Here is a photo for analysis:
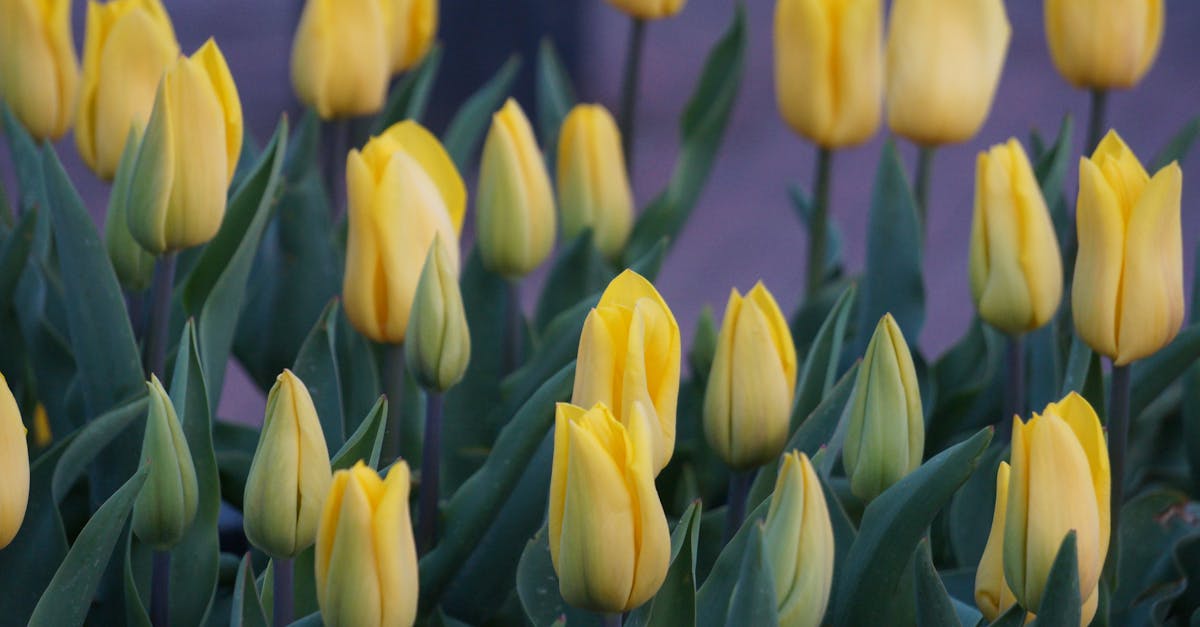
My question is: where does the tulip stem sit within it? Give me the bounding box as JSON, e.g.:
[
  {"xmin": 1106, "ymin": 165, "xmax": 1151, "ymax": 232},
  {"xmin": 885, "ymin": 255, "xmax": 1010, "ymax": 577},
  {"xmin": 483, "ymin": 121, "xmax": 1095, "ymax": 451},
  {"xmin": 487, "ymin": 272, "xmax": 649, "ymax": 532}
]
[
  {"xmin": 602, "ymin": 613, "xmax": 623, "ymax": 627},
  {"xmin": 504, "ymin": 282, "xmax": 524, "ymax": 374},
  {"xmin": 1086, "ymin": 89, "xmax": 1109, "ymax": 154},
  {"xmin": 1108, "ymin": 363, "xmax": 1131, "ymax": 555},
  {"xmin": 1004, "ymin": 335, "xmax": 1025, "ymax": 424},
  {"xmin": 272, "ymin": 558, "xmax": 293, "ymax": 627},
  {"xmin": 144, "ymin": 252, "xmax": 177, "ymax": 378},
  {"xmin": 618, "ymin": 17, "xmax": 646, "ymax": 169},
  {"xmin": 723, "ymin": 470, "xmax": 753, "ymax": 543},
  {"xmin": 150, "ymin": 550, "xmax": 170, "ymax": 627},
  {"xmin": 806, "ymin": 147, "xmax": 834, "ymax": 297},
  {"xmin": 417, "ymin": 393, "xmax": 443, "ymax": 555},
  {"xmin": 913, "ymin": 146, "xmax": 935, "ymax": 233},
  {"xmin": 325, "ymin": 119, "xmax": 351, "ymax": 219}
]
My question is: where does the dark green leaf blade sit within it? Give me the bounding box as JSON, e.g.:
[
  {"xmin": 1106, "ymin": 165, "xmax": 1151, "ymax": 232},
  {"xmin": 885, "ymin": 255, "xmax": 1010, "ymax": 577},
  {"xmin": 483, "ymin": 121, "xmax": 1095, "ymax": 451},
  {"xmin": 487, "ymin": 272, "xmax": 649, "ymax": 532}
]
[
  {"xmin": 442, "ymin": 56, "xmax": 521, "ymax": 171},
  {"xmin": 627, "ymin": 502, "xmax": 703, "ymax": 627},
  {"xmin": 1030, "ymin": 532, "xmax": 1080, "ymax": 626},
  {"xmin": 373, "ymin": 44, "xmax": 444, "ymax": 133},
  {"xmin": 331, "ymin": 395, "xmax": 388, "ymax": 470},
  {"xmin": 231, "ymin": 555, "xmax": 270, "ymax": 627},
  {"xmin": 291, "ymin": 299, "xmax": 346, "ymax": 449},
  {"xmin": 915, "ymin": 539, "xmax": 962, "ymax": 627}
]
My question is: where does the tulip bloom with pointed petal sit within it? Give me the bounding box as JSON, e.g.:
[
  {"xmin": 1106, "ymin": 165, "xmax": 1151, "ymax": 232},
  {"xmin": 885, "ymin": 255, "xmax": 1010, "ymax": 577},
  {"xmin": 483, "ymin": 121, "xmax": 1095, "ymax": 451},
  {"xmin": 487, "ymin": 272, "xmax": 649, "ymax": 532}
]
[
  {"xmin": 383, "ymin": 0, "xmax": 437, "ymax": 74},
  {"xmin": 606, "ymin": 0, "xmax": 685, "ymax": 20},
  {"xmin": 557, "ymin": 104, "xmax": 634, "ymax": 260},
  {"xmin": 969, "ymin": 139, "xmax": 1063, "ymax": 335},
  {"xmin": 1004, "ymin": 393, "xmax": 1110, "ymax": 626},
  {"xmin": 343, "ymin": 120, "xmax": 466, "ymax": 344},
  {"xmin": 132, "ymin": 375, "xmax": 199, "ymax": 550},
  {"xmin": 292, "ymin": 0, "xmax": 389, "ymax": 119},
  {"xmin": 1045, "ymin": 0, "xmax": 1163, "ymax": 90},
  {"xmin": 572, "ymin": 270, "xmax": 681, "ymax": 475},
  {"xmin": 1073, "ymin": 131, "xmax": 1183, "ymax": 366},
  {"xmin": 549, "ymin": 402, "xmax": 671, "ymax": 612},
  {"xmin": 763, "ymin": 451, "xmax": 835, "ymax": 627},
  {"xmin": 0, "ymin": 0, "xmax": 78, "ymax": 141},
  {"xmin": 975, "ymin": 462, "xmax": 1019, "ymax": 622},
  {"xmin": 405, "ymin": 235, "xmax": 471, "ymax": 392},
  {"xmin": 316, "ymin": 461, "xmax": 418, "ymax": 627},
  {"xmin": 0, "ymin": 375, "xmax": 29, "ymax": 549}
]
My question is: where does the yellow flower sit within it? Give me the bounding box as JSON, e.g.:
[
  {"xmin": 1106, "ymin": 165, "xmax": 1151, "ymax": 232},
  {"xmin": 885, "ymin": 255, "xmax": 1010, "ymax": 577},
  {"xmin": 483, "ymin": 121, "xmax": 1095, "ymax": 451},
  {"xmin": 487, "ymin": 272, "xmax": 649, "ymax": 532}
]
[
  {"xmin": 32, "ymin": 403, "xmax": 52, "ymax": 448},
  {"xmin": 291, "ymin": 0, "xmax": 388, "ymax": 119},
  {"xmin": 343, "ymin": 120, "xmax": 466, "ymax": 344},
  {"xmin": 76, "ymin": 0, "xmax": 178, "ymax": 180},
  {"xmin": 1072, "ymin": 130, "xmax": 1183, "ymax": 365},
  {"xmin": 0, "ymin": 0, "xmax": 78, "ymax": 141},
  {"xmin": 382, "ymin": 0, "xmax": 437, "ymax": 74},
  {"xmin": 0, "ymin": 374, "xmax": 29, "ymax": 549},
  {"xmin": 969, "ymin": 139, "xmax": 1063, "ymax": 335},
  {"xmin": 572, "ymin": 270, "xmax": 681, "ymax": 475},
  {"xmin": 556, "ymin": 104, "xmax": 634, "ymax": 260},
  {"xmin": 1045, "ymin": 0, "xmax": 1163, "ymax": 89},
  {"xmin": 975, "ymin": 462, "xmax": 1019, "ymax": 622},
  {"xmin": 244, "ymin": 370, "xmax": 333, "ymax": 559},
  {"xmin": 774, "ymin": 0, "xmax": 883, "ymax": 148},
  {"xmin": 405, "ymin": 235, "xmax": 471, "ymax": 391},
  {"xmin": 132, "ymin": 375, "xmax": 199, "ymax": 550},
  {"xmin": 476, "ymin": 98, "xmax": 556, "ymax": 278},
  {"xmin": 703, "ymin": 282, "xmax": 798, "ymax": 470},
  {"xmin": 1004, "ymin": 392, "xmax": 1109, "ymax": 626},
  {"xmin": 763, "ymin": 451, "xmax": 835, "ymax": 627},
  {"xmin": 316, "ymin": 461, "xmax": 418, "ymax": 627},
  {"xmin": 843, "ymin": 314, "xmax": 924, "ymax": 501},
  {"xmin": 606, "ymin": 0, "xmax": 685, "ymax": 20},
  {"xmin": 549, "ymin": 402, "xmax": 670, "ymax": 612},
  {"xmin": 885, "ymin": 0, "xmax": 1011, "ymax": 146}
]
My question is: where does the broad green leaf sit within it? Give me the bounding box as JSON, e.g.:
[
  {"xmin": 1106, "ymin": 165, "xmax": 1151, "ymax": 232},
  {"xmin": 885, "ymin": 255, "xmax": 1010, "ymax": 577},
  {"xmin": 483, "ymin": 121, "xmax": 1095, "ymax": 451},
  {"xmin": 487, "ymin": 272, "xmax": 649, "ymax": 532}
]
[
  {"xmin": 51, "ymin": 394, "xmax": 148, "ymax": 503},
  {"xmin": 335, "ymin": 309, "xmax": 381, "ymax": 432},
  {"xmin": 331, "ymin": 395, "xmax": 388, "ymax": 470},
  {"xmin": 290, "ymin": 300, "xmax": 345, "ymax": 448},
  {"xmin": 789, "ymin": 275, "xmax": 857, "ymax": 357},
  {"xmin": 915, "ymin": 540, "xmax": 962, "ymax": 627},
  {"xmin": 724, "ymin": 523, "xmax": 779, "ymax": 626},
  {"xmin": 696, "ymin": 500, "xmax": 771, "ymax": 627},
  {"xmin": 1031, "ymin": 532, "xmax": 1080, "ymax": 627},
  {"xmin": 373, "ymin": 44, "xmax": 444, "ymax": 133},
  {"xmin": 989, "ymin": 604, "xmax": 1027, "ymax": 627},
  {"xmin": 1060, "ymin": 336, "xmax": 1093, "ymax": 397},
  {"xmin": 231, "ymin": 555, "xmax": 269, "ymax": 627},
  {"xmin": 627, "ymin": 503, "xmax": 703, "ymax": 627},
  {"xmin": 1131, "ymin": 323, "xmax": 1200, "ymax": 420},
  {"xmin": 534, "ymin": 230, "xmax": 614, "ymax": 331},
  {"xmin": 1152, "ymin": 116, "xmax": 1200, "ymax": 170},
  {"xmin": 535, "ymin": 38, "xmax": 576, "ymax": 150},
  {"xmin": 122, "ymin": 530, "xmax": 152, "ymax": 627},
  {"xmin": 213, "ymin": 419, "xmax": 258, "ymax": 509},
  {"xmin": 514, "ymin": 523, "xmax": 600, "ymax": 627},
  {"xmin": 442, "ymin": 55, "xmax": 521, "ymax": 171},
  {"xmin": 1033, "ymin": 116, "xmax": 1074, "ymax": 204},
  {"xmin": 0, "ymin": 206, "xmax": 36, "ymax": 313},
  {"xmin": 791, "ymin": 284, "xmax": 855, "ymax": 431},
  {"xmin": 1, "ymin": 103, "xmax": 46, "ymax": 215},
  {"xmin": 1026, "ymin": 323, "xmax": 1062, "ymax": 413},
  {"xmin": 1110, "ymin": 490, "xmax": 1200, "ymax": 624},
  {"xmin": 928, "ymin": 318, "xmax": 1004, "ymax": 454},
  {"xmin": 949, "ymin": 443, "xmax": 1008, "ymax": 569}
]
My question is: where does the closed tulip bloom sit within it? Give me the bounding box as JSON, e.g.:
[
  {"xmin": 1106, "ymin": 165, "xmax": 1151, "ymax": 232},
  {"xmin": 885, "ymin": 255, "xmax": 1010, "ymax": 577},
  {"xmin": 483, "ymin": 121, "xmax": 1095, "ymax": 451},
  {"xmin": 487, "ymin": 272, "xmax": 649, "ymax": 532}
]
[
  {"xmin": 763, "ymin": 451, "xmax": 835, "ymax": 627},
  {"xmin": 476, "ymin": 99, "xmax": 556, "ymax": 278},
  {"xmin": 405, "ymin": 235, "xmax": 471, "ymax": 392},
  {"xmin": 1073, "ymin": 131, "xmax": 1183, "ymax": 365},
  {"xmin": 843, "ymin": 314, "xmax": 924, "ymax": 501},
  {"xmin": 0, "ymin": 374, "xmax": 29, "ymax": 549},
  {"xmin": 549, "ymin": 402, "xmax": 671, "ymax": 612},
  {"xmin": 556, "ymin": 104, "xmax": 634, "ymax": 260},
  {"xmin": 105, "ymin": 131, "xmax": 155, "ymax": 292},
  {"xmin": 703, "ymin": 282, "xmax": 798, "ymax": 470},
  {"xmin": 572, "ymin": 270, "xmax": 681, "ymax": 475},
  {"xmin": 316, "ymin": 461, "xmax": 418, "ymax": 627},
  {"xmin": 382, "ymin": 0, "xmax": 437, "ymax": 74},
  {"xmin": 885, "ymin": 0, "xmax": 1011, "ymax": 146},
  {"xmin": 0, "ymin": 0, "xmax": 78, "ymax": 141},
  {"xmin": 76, "ymin": 0, "xmax": 178, "ymax": 180},
  {"xmin": 244, "ymin": 370, "xmax": 333, "ymax": 559},
  {"xmin": 969, "ymin": 139, "xmax": 1063, "ymax": 335},
  {"xmin": 606, "ymin": 0, "xmax": 684, "ymax": 20},
  {"xmin": 292, "ymin": 0, "xmax": 388, "ymax": 119},
  {"xmin": 343, "ymin": 120, "xmax": 466, "ymax": 344},
  {"xmin": 975, "ymin": 462, "xmax": 1018, "ymax": 622},
  {"xmin": 132, "ymin": 375, "xmax": 199, "ymax": 550},
  {"xmin": 1004, "ymin": 393, "xmax": 1109, "ymax": 625},
  {"xmin": 774, "ymin": 0, "xmax": 882, "ymax": 148},
  {"xmin": 1045, "ymin": 0, "xmax": 1163, "ymax": 90},
  {"xmin": 125, "ymin": 40, "xmax": 243, "ymax": 254}
]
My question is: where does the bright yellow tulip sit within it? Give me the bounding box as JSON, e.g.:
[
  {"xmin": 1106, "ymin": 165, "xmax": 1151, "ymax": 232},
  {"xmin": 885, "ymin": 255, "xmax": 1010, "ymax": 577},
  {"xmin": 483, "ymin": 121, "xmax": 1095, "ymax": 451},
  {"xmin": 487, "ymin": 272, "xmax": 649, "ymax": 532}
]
[
  {"xmin": 132, "ymin": 375, "xmax": 199, "ymax": 550},
  {"xmin": 343, "ymin": 120, "xmax": 466, "ymax": 344},
  {"xmin": 0, "ymin": 374, "xmax": 29, "ymax": 549},
  {"xmin": 1072, "ymin": 130, "xmax": 1183, "ymax": 365},
  {"xmin": 975, "ymin": 462, "xmax": 1019, "ymax": 622},
  {"xmin": 382, "ymin": 0, "xmax": 437, "ymax": 74},
  {"xmin": 291, "ymin": 0, "xmax": 389, "ymax": 119},
  {"xmin": 763, "ymin": 451, "xmax": 835, "ymax": 627},
  {"xmin": 1045, "ymin": 0, "xmax": 1163, "ymax": 89},
  {"xmin": 0, "ymin": 0, "xmax": 78, "ymax": 141},
  {"xmin": 556, "ymin": 104, "xmax": 634, "ymax": 260},
  {"xmin": 405, "ymin": 235, "xmax": 471, "ymax": 392},
  {"xmin": 606, "ymin": 0, "xmax": 685, "ymax": 20}
]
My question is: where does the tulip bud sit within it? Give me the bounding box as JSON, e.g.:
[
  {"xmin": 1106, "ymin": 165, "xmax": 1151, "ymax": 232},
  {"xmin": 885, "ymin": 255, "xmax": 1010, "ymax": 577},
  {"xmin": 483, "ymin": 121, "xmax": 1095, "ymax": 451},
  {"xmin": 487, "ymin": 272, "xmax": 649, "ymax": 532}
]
[
  {"xmin": 549, "ymin": 402, "xmax": 671, "ymax": 612},
  {"xmin": 244, "ymin": 370, "xmax": 333, "ymax": 559},
  {"xmin": 774, "ymin": 0, "xmax": 883, "ymax": 148},
  {"xmin": 405, "ymin": 236, "xmax": 470, "ymax": 392},
  {"xmin": 975, "ymin": 462, "xmax": 1018, "ymax": 622},
  {"xmin": 105, "ymin": 130, "xmax": 155, "ymax": 292},
  {"xmin": 125, "ymin": 39, "xmax": 243, "ymax": 254},
  {"xmin": 76, "ymin": 0, "xmax": 179, "ymax": 180},
  {"xmin": 703, "ymin": 282, "xmax": 798, "ymax": 470},
  {"xmin": 291, "ymin": 0, "xmax": 389, "ymax": 119},
  {"xmin": 1003, "ymin": 393, "xmax": 1109, "ymax": 625},
  {"xmin": 476, "ymin": 99, "xmax": 556, "ymax": 278},
  {"xmin": 316, "ymin": 461, "xmax": 418, "ymax": 627},
  {"xmin": 763, "ymin": 451, "xmax": 834, "ymax": 627},
  {"xmin": 969, "ymin": 139, "xmax": 1063, "ymax": 335},
  {"xmin": 843, "ymin": 314, "xmax": 924, "ymax": 501},
  {"xmin": 572, "ymin": 270, "xmax": 681, "ymax": 475},
  {"xmin": 606, "ymin": 0, "xmax": 685, "ymax": 20},
  {"xmin": 132, "ymin": 375, "xmax": 199, "ymax": 550},
  {"xmin": 382, "ymin": 0, "xmax": 437, "ymax": 74},
  {"xmin": 1045, "ymin": 0, "xmax": 1163, "ymax": 90},
  {"xmin": 885, "ymin": 0, "xmax": 1011, "ymax": 146},
  {"xmin": 343, "ymin": 120, "xmax": 466, "ymax": 344},
  {"xmin": 0, "ymin": 0, "xmax": 78, "ymax": 141},
  {"xmin": 556, "ymin": 104, "xmax": 634, "ymax": 260},
  {"xmin": 1073, "ymin": 131, "xmax": 1183, "ymax": 365},
  {"xmin": 0, "ymin": 374, "xmax": 29, "ymax": 549}
]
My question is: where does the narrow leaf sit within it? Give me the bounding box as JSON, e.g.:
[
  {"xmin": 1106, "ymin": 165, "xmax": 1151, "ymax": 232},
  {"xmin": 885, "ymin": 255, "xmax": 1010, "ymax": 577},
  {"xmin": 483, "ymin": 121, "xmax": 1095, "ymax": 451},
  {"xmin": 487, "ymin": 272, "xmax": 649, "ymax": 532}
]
[
  {"xmin": 442, "ymin": 56, "xmax": 521, "ymax": 171},
  {"xmin": 331, "ymin": 395, "xmax": 388, "ymax": 470},
  {"xmin": 1030, "ymin": 532, "xmax": 1080, "ymax": 626}
]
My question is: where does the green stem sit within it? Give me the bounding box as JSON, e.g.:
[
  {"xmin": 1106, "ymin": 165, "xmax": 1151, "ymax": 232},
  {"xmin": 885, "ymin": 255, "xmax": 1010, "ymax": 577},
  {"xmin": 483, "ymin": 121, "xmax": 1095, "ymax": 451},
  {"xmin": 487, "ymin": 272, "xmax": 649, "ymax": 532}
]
[
  {"xmin": 723, "ymin": 470, "xmax": 753, "ymax": 544},
  {"xmin": 914, "ymin": 145, "xmax": 935, "ymax": 233},
  {"xmin": 504, "ymin": 281, "xmax": 524, "ymax": 375},
  {"xmin": 1005, "ymin": 334, "xmax": 1025, "ymax": 423},
  {"xmin": 806, "ymin": 147, "xmax": 834, "ymax": 298},
  {"xmin": 417, "ymin": 393, "xmax": 442, "ymax": 555},
  {"xmin": 272, "ymin": 558, "xmax": 293, "ymax": 627},
  {"xmin": 385, "ymin": 343, "xmax": 407, "ymax": 463},
  {"xmin": 324, "ymin": 119, "xmax": 351, "ymax": 220},
  {"xmin": 1108, "ymin": 364, "xmax": 1131, "ymax": 561},
  {"xmin": 602, "ymin": 613, "xmax": 623, "ymax": 627},
  {"xmin": 150, "ymin": 550, "xmax": 170, "ymax": 627},
  {"xmin": 144, "ymin": 252, "xmax": 177, "ymax": 378},
  {"xmin": 618, "ymin": 17, "xmax": 647, "ymax": 169},
  {"xmin": 1086, "ymin": 89, "xmax": 1109, "ymax": 155}
]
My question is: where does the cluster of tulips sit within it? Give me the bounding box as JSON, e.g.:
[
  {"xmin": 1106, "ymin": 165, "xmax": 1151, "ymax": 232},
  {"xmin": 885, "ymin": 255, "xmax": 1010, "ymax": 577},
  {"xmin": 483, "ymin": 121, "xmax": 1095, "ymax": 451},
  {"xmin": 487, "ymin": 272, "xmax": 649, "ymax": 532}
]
[{"xmin": 0, "ymin": 0, "xmax": 1196, "ymax": 625}]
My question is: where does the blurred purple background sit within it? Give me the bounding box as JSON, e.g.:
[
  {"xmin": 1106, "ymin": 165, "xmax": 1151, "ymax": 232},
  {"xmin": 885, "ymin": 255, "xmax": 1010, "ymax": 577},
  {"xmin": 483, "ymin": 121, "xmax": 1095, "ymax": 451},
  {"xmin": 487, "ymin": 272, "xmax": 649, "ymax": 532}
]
[{"xmin": 3, "ymin": 0, "xmax": 1198, "ymax": 422}]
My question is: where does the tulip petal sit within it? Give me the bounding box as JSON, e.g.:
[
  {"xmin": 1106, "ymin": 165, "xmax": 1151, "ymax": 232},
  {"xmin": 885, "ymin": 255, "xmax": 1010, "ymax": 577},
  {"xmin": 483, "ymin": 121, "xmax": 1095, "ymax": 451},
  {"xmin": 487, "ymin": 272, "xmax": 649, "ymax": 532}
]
[
  {"xmin": 729, "ymin": 298, "xmax": 791, "ymax": 466},
  {"xmin": 374, "ymin": 463, "xmax": 417, "ymax": 627},
  {"xmin": 976, "ymin": 462, "xmax": 1016, "ymax": 622},
  {"xmin": 1072, "ymin": 157, "xmax": 1125, "ymax": 358},
  {"xmin": 192, "ymin": 39, "xmax": 243, "ymax": 182},
  {"xmin": 320, "ymin": 470, "xmax": 384, "ymax": 626},
  {"xmin": 1047, "ymin": 393, "xmax": 1110, "ymax": 562},
  {"xmin": 378, "ymin": 121, "xmax": 467, "ymax": 233},
  {"xmin": 624, "ymin": 402, "xmax": 671, "ymax": 609},
  {"xmin": 161, "ymin": 55, "xmax": 228, "ymax": 251},
  {"xmin": 0, "ymin": 375, "xmax": 29, "ymax": 549}
]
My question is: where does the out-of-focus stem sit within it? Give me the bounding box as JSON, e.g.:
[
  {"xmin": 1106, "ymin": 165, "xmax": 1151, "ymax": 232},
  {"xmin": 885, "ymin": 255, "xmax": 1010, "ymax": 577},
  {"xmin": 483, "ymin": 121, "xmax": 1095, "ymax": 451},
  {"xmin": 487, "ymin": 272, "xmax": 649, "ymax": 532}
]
[
  {"xmin": 618, "ymin": 18, "xmax": 646, "ymax": 170},
  {"xmin": 806, "ymin": 147, "xmax": 834, "ymax": 298}
]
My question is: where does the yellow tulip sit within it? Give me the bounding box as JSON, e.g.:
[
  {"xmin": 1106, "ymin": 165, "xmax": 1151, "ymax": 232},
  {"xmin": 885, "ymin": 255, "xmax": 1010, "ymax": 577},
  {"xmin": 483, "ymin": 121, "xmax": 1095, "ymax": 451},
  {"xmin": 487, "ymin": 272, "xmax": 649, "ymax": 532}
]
[
  {"xmin": 76, "ymin": 0, "xmax": 178, "ymax": 180},
  {"xmin": 1045, "ymin": 0, "xmax": 1163, "ymax": 89},
  {"xmin": 975, "ymin": 462, "xmax": 1019, "ymax": 622},
  {"xmin": 0, "ymin": 374, "xmax": 29, "ymax": 549},
  {"xmin": 291, "ymin": 0, "xmax": 388, "ymax": 119},
  {"xmin": 572, "ymin": 270, "xmax": 681, "ymax": 475},
  {"xmin": 0, "ymin": 0, "xmax": 78, "ymax": 141},
  {"xmin": 843, "ymin": 314, "xmax": 924, "ymax": 501},
  {"xmin": 885, "ymin": 0, "xmax": 1011, "ymax": 146},
  {"xmin": 549, "ymin": 402, "xmax": 670, "ymax": 612},
  {"xmin": 405, "ymin": 235, "xmax": 471, "ymax": 392},
  {"xmin": 476, "ymin": 98, "xmax": 556, "ymax": 278},
  {"xmin": 606, "ymin": 0, "xmax": 685, "ymax": 20},
  {"xmin": 774, "ymin": 0, "xmax": 883, "ymax": 148},
  {"xmin": 763, "ymin": 451, "xmax": 835, "ymax": 627},
  {"xmin": 125, "ymin": 39, "xmax": 243, "ymax": 254},
  {"xmin": 556, "ymin": 104, "xmax": 634, "ymax": 260},
  {"xmin": 1072, "ymin": 131, "xmax": 1183, "ymax": 365},
  {"xmin": 244, "ymin": 370, "xmax": 333, "ymax": 559},
  {"xmin": 316, "ymin": 461, "xmax": 418, "ymax": 627},
  {"xmin": 1004, "ymin": 392, "xmax": 1109, "ymax": 625},
  {"xmin": 703, "ymin": 282, "xmax": 798, "ymax": 470},
  {"xmin": 132, "ymin": 375, "xmax": 199, "ymax": 550},
  {"xmin": 382, "ymin": 0, "xmax": 437, "ymax": 74},
  {"xmin": 969, "ymin": 139, "xmax": 1063, "ymax": 335},
  {"xmin": 343, "ymin": 120, "xmax": 466, "ymax": 344}
]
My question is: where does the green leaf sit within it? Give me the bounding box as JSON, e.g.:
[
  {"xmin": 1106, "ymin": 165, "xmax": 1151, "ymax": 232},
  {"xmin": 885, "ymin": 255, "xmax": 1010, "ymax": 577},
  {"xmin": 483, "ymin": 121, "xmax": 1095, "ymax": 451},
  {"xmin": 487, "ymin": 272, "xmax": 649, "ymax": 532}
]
[
  {"xmin": 27, "ymin": 466, "xmax": 149, "ymax": 627},
  {"xmin": 1152, "ymin": 116, "xmax": 1200, "ymax": 170},
  {"xmin": 949, "ymin": 443, "xmax": 1008, "ymax": 568},
  {"xmin": 696, "ymin": 499, "xmax": 771, "ymax": 627},
  {"xmin": 231, "ymin": 555, "xmax": 270, "ymax": 627},
  {"xmin": 928, "ymin": 318, "xmax": 1004, "ymax": 453},
  {"xmin": 989, "ymin": 604, "xmax": 1027, "ymax": 627},
  {"xmin": 335, "ymin": 309, "xmax": 381, "ymax": 431},
  {"xmin": 792, "ymin": 284, "xmax": 855, "ymax": 431},
  {"xmin": 1030, "ymin": 532, "xmax": 1080, "ymax": 626},
  {"xmin": 1131, "ymin": 323, "xmax": 1200, "ymax": 420},
  {"xmin": 331, "ymin": 395, "xmax": 388, "ymax": 470},
  {"xmin": 832, "ymin": 427, "xmax": 993, "ymax": 625},
  {"xmin": 535, "ymin": 38, "xmax": 576, "ymax": 149},
  {"xmin": 514, "ymin": 523, "xmax": 600, "ymax": 627},
  {"xmin": 915, "ymin": 540, "xmax": 962, "ymax": 627},
  {"xmin": 291, "ymin": 299, "xmax": 345, "ymax": 449},
  {"xmin": 0, "ymin": 206, "xmax": 36, "ymax": 313},
  {"xmin": 1110, "ymin": 490, "xmax": 1200, "ymax": 623},
  {"xmin": 1, "ymin": 102, "xmax": 47, "ymax": 214},
  {"xmin": 627, "ymin": 502, "xmax": 703, "ymax": 627},
  {"xmin": 122, "ymin": 530, "xmax": 152, "ymax": 627},
  {"xmin": 724, "ymin": 523, "xmax": 779, "ymax": 627},
  {"xmin": 213, "ymin": 419, "xmax": 258, "ymax": 509},
  {"xmin": 51, "ymin": 394, "xmax": 148, "ymax": 504},
  {"xmin": 1033, "ymin": 115, "xmax": 1074, "ymax": 203},
  {"xmin": 442, "ymin": 55, "xmax": 521, "ymax": 171},
  {"xmin": 1060, "ymin": 336, "xmax": 1093, "ymax": 396},
  {"xmin": 534, "ymin": 230, "xmax": 614, "ymax": 331},
  {"xmin": 790, "ymin": 183, "xmax": 843, "ymax": 283},
  {"xmin": 373, "ymin": 44, "xmax": 444, "ymax": 133}
]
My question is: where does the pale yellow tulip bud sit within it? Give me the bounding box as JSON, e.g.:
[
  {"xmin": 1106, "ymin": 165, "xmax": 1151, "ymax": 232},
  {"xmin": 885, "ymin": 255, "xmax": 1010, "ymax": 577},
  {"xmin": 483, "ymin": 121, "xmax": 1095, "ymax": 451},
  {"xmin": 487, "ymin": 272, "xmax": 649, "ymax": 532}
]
[
  {"xmin": 1045, "ymin": 0, "xmax": 1163, "ymax": 90},
  {"xmin": 476, "ymin": 98, "xmax": 556, "ymax": 278},
  {"xmin": 0, "ymin": 0, "xmax": 78, "ymax": 141},
  {"xmin": 763, "ymin": 451, "xmax": 835, "ymax": 627},
  {"xmin": 382, "ymin": 0, "xmax": 437, "ymax": 74},
  {"xmin": 291, "ymin": 0, "xmax": 389, "ymax": 119},
  {"xmin": 105, "ymin": 130, "xmax": 155, "ymax": 292},
  {"xmin": 132, "ymin": 375, "xmax": 199, "ymax": 550},
  {"xmin": 975, "ymin": 462, "xmax": 1019, "ymax": 622},
  {"xmin": 0, "ymin": 374, "xmax": 29, "ymax": 549},
  {"xmin": 606, "ymin": 0, "xmax": 685, "ymax": 19},
  {"xmin": 556, "ymin": 104, "xmax": 634, "ymax": 260},
  {"xmin": 405, "ymin": 236, "xmax": 470, "ymax": 392}
]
